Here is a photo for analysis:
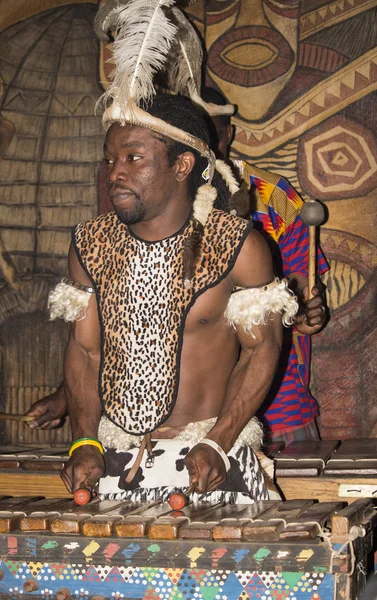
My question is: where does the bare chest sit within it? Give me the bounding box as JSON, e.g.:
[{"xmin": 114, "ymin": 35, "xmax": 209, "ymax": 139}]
[{"xmin": 184, "ymin": 279, "xmax": 233, "ymax": 333}]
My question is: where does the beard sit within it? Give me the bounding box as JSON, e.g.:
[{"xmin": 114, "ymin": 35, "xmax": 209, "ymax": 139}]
[
  {"xmin": 109, "ymin": 184, "xmax": 146, "ymax": 224},
  {"xmin": 115, "ymin": 203, "xmax": 146, "ymax": 225}
]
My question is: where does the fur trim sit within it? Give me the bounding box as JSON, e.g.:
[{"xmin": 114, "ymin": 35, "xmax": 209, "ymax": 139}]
[
  {"xmin": 215, "ymin": 160, "xmax": 240, "ymax": 195},
  {"xmin": 98, "ymin": 414, "xmax": 263, "ymax": 451},
  {"xmin": 48, "ymin": 280, "xmax": 93, "ymax": 322},
  {"xmin": 228, "ymin": 180, "xmax": 252, "ymax": 219},
  {"xmin": 192, "ymin": 184, "xmax": 217, "ymax": 227},
  {"xmin": 225, "ymin": 278, "xmax": 298, "ymax": 336},
  {"xmin": 190, "ymin": 89, "xmax": 235, "ymax": 117},
  {"xmin": 204, "ymin": 101, "xmax": 235, "ymax": 116}
]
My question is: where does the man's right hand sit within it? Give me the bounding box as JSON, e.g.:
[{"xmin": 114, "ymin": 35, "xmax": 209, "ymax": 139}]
[
  {"xmin": 26, "ymin": 385, "xmax": 68, "ymax": 429},
  {"xmin": 61, "ymin": 445, "xmax": 105, "ymax": 495}
]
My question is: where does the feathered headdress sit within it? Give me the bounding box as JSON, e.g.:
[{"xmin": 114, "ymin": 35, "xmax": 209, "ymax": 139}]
[
  {"xmin": 166, "ymin": 7, "xmax": 234, "ymax": 117},
  {"xmin": 94, "ymin": 0, "xmax": 240, "ymax": 286}
]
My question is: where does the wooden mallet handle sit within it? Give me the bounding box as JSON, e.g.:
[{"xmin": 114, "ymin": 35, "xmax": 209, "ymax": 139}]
[
  {"xmin": 300, "ymin": 200, "xmax": 325, "ymax": 298},
  {"xmin": 0, "ymin": 413, "xmax": 35, "ymax": 422}
]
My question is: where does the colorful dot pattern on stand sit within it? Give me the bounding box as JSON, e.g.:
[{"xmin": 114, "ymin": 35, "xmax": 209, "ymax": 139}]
[{"xmin": 0, "ymin": 561, "xmax": 332, "ymax": 599}]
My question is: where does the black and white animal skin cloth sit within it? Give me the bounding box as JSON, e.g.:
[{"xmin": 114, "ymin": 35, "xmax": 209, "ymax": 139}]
[{"xmin": 99, "ymin": 439, "xmax": 268, "ymax": 504}]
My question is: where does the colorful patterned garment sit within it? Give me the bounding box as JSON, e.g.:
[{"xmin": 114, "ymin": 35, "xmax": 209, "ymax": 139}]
[{"xmin": 241, "ymin": 163, "xmax": 328, "ymax": 435}]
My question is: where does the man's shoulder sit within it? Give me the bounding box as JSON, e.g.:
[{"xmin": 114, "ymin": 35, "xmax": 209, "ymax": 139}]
[
  {"xmin": 209, "ymin": 208, "xmax": 249, "ymax": 231},
  {"xmin": 74, "ymin": 211, "xmax": 118, "ymax": 236}
]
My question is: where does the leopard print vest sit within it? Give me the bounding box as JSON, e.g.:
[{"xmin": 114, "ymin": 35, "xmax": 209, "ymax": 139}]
[{"xmin": 73, "ymin": 210, "xmax": 251, "ymax": 435}]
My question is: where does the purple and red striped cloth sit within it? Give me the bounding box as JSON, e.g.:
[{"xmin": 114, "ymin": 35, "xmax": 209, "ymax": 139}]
[{"xmin": 241, "ymin": 163, "xmax": 328, "ymax": 436}]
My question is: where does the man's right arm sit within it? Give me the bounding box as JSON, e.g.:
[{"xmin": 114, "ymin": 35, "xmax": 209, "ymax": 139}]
[{"xmin": 60, "ymin": 243, "xmax": 104, "ymax": 495}]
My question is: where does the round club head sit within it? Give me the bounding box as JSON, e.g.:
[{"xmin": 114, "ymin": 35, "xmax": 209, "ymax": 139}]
[
  {"xmin": 300, "ymin": 200, "xmax": 325, "ymax": 227},
  {"xmin": 168, "ymin": 492, "xmax": 187, "ymax": 510},
  {"xmin": 74, "ymin": 488, "xmax": 91, "ymax": 505}
]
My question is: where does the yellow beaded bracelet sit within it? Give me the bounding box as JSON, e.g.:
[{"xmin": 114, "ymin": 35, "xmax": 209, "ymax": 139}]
[{"xmin": 68, "ymin": 438, "xmax": 104, "ymax": 457}]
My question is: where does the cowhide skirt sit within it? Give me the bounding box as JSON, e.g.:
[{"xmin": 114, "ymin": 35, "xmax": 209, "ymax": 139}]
[{"xmin": 99, "ymin": 439, "xmax": 268, "ymax": 504}]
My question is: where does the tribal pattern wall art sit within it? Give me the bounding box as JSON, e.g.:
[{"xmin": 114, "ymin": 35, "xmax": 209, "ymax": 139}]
[{"xmin": 0, "ymin": 0, "xmax": 376, "ymax": 440}]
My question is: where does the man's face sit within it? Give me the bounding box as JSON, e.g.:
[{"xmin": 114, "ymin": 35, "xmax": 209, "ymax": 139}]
[{"xmin": 104, "ymin": 122, "xmax": 178, "ymax": 225}]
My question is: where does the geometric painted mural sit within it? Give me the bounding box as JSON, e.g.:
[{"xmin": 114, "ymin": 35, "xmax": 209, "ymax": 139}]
[{"xmin": 0, "ymin": 0, "xmax": 377, "ymax": 441}]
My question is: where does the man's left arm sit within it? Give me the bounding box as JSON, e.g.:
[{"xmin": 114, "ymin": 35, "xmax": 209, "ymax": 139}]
[{"xmin": 185, "ymin": 229, "xmax": 288, "ymax": 492}]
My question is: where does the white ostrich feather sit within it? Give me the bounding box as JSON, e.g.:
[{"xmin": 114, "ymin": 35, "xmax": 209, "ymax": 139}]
[
  {"xmin": 101, "ymin": 0, "xmax": 177, "ymax": 112},
  {"xmin": 215, "ymin": 160, "xmax": 240, "ymax": 195},
  {"xmin": 165, "ymin": 8, "xmax": 234, "ymax": 116},
  {"xmin": 94, "ymin": 0, "xmax": 123, "ymax": 42},
  {"xmin": 167, "ymin": 7, "xmax": 203, "ymax": 98}
]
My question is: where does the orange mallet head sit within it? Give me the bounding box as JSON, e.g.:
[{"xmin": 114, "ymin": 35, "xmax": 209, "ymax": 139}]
[
  {"xmin": 168, "ymin": 491, "xmax": 188, "ymax": 510},
  {"xmin": 168, "ymin": 482, "xmax": 197, "ymax": 510},
  {"xmin": 74, "ymin": 488, "xmax": 91, "ymax": 505}
]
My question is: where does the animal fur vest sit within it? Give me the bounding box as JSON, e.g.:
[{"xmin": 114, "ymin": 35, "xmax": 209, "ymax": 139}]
[{"xmin": 73, "ymin": 209, "xmax": 251, "ymax": 435}]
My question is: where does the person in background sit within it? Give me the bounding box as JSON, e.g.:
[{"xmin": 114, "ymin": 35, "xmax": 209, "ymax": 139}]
[{"xmin": 202, "ymin": 86, "xmax": 328, "ymax": 445}]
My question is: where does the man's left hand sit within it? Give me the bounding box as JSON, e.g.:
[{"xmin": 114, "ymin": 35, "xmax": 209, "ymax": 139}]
[
  {"xmin": 294, "ymin": 284, "xmax": 327, "ymax": 334},
  {"xmin": 184, "ymin": 443, "xmax": 227, "ymax": 493}
]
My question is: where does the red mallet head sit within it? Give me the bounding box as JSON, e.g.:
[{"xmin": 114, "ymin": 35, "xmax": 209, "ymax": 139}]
[
  {"xmin": 168, "ymin": 491, "xmax": 187, "ymax": 510},
  {"xmin": 74, "ymin": 488, "xmax": 91, "ymax": 505}
]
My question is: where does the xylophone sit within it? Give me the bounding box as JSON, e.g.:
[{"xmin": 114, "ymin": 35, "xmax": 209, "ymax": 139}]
[
  {"xmin": 0, "ymin": 495, "xmax": 376, "ymax": 599},
  {"xmin": 0, "ymin": 446, "xmax": 70, "ymax": 498},
  {"xmin": 275, "ymin": 439, "xmax": 377, "ymax": 503}
]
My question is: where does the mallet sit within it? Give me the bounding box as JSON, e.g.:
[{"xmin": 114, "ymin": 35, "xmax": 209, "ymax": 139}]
[
  {"xmin": 73, "ymin": 488, "xmax": 92, "ymax": 505},
  {"xmin": 168, "ymin": 482, "xmax": 198, "ymax": 510},
  {"xmin": 0, "ymin": 413, "xmax": 35, "ymax": 422},
  {"xmin": 299, "ymin": 200, "xmax": 325, "ymax": 298}
]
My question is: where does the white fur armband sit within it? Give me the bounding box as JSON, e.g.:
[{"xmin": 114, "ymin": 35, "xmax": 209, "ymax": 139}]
[
  {"xmin": 48, "ymin": 278, "xmax": 95, "ymax": 322},
  {"xmin": 225, "ymin": 278, "xmax": 298, "ymax": 335}
]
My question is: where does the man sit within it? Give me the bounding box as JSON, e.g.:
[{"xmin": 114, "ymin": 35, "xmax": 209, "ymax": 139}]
[
  {"xmin": 202, "ymin": 87, "xmax": 328, "ymax": 445},
  {"xmin": 26, "ymin": 95, "xmax": 327, "ymax": 447},
  {"xmin": 47, "ymin": 93, "xmax": 298, "ymax": 502},
  {"xmin": 26, "ymin": 1, "xmax": 318, "ymax": 457}
]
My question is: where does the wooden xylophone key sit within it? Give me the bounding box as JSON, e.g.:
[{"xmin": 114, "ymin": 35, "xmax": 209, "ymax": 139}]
[
  {"xmin": 180, "ymin": 503, "xmax": 247, "ymax": 540},
  {"xmin": 0, "ymin": 496, "xmax": 44, "ymax": 532},
  {"xmin": 178, "ymin": 502, "xmax": 272, "ymax": 540},
  {"xmin": 242, "ymin": 500, "xmax": 315, "ymax": 541},
  {"xmin": 147, "ymin": 513, "xmax": 190, "ymax": 540},
  {"xmin": 114, "ymin": 501, "xmax": 174, "ymax": 538},
  {"xmin": 324, "ymin": 439, "xmax": 377, "ymax": 477},
  {"xmin": 275, "ymin": 440, "xmax": 340, "ymax": 477},
  {"xmin": 50, "ymin": 499, "xmax": 122, "ymax": 534},
  {"xmin": 331, "ymin": 498, "xmax": 377, "ymax": 543},
  {"xmin": 0, "ymin": 446, "xmax": 38, "ymax": 469},
  {"xmin": 0, "ymin": 447, "xmax": 68, "ymax": 470},
  {"xmin": 213, "ymin": 501, "xmax": 282, "ymax": 541},
  {"xmin": 21, "ymin": 456, "xmax": 68, "ymax": 472},
  {"xmin": 82, "ymin": 500, "xmax": 168, "ymax": 537},
  {"xmin": 146, "ymin": 501, "xmax": 229, "ymax": 540},
  {"xmin": 278, "ymin": 501, "xmax": 346, "ymax": 541},
  {"xmin": 20, "ymin": 498, "xmax": 77, "ymax": 531}
]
